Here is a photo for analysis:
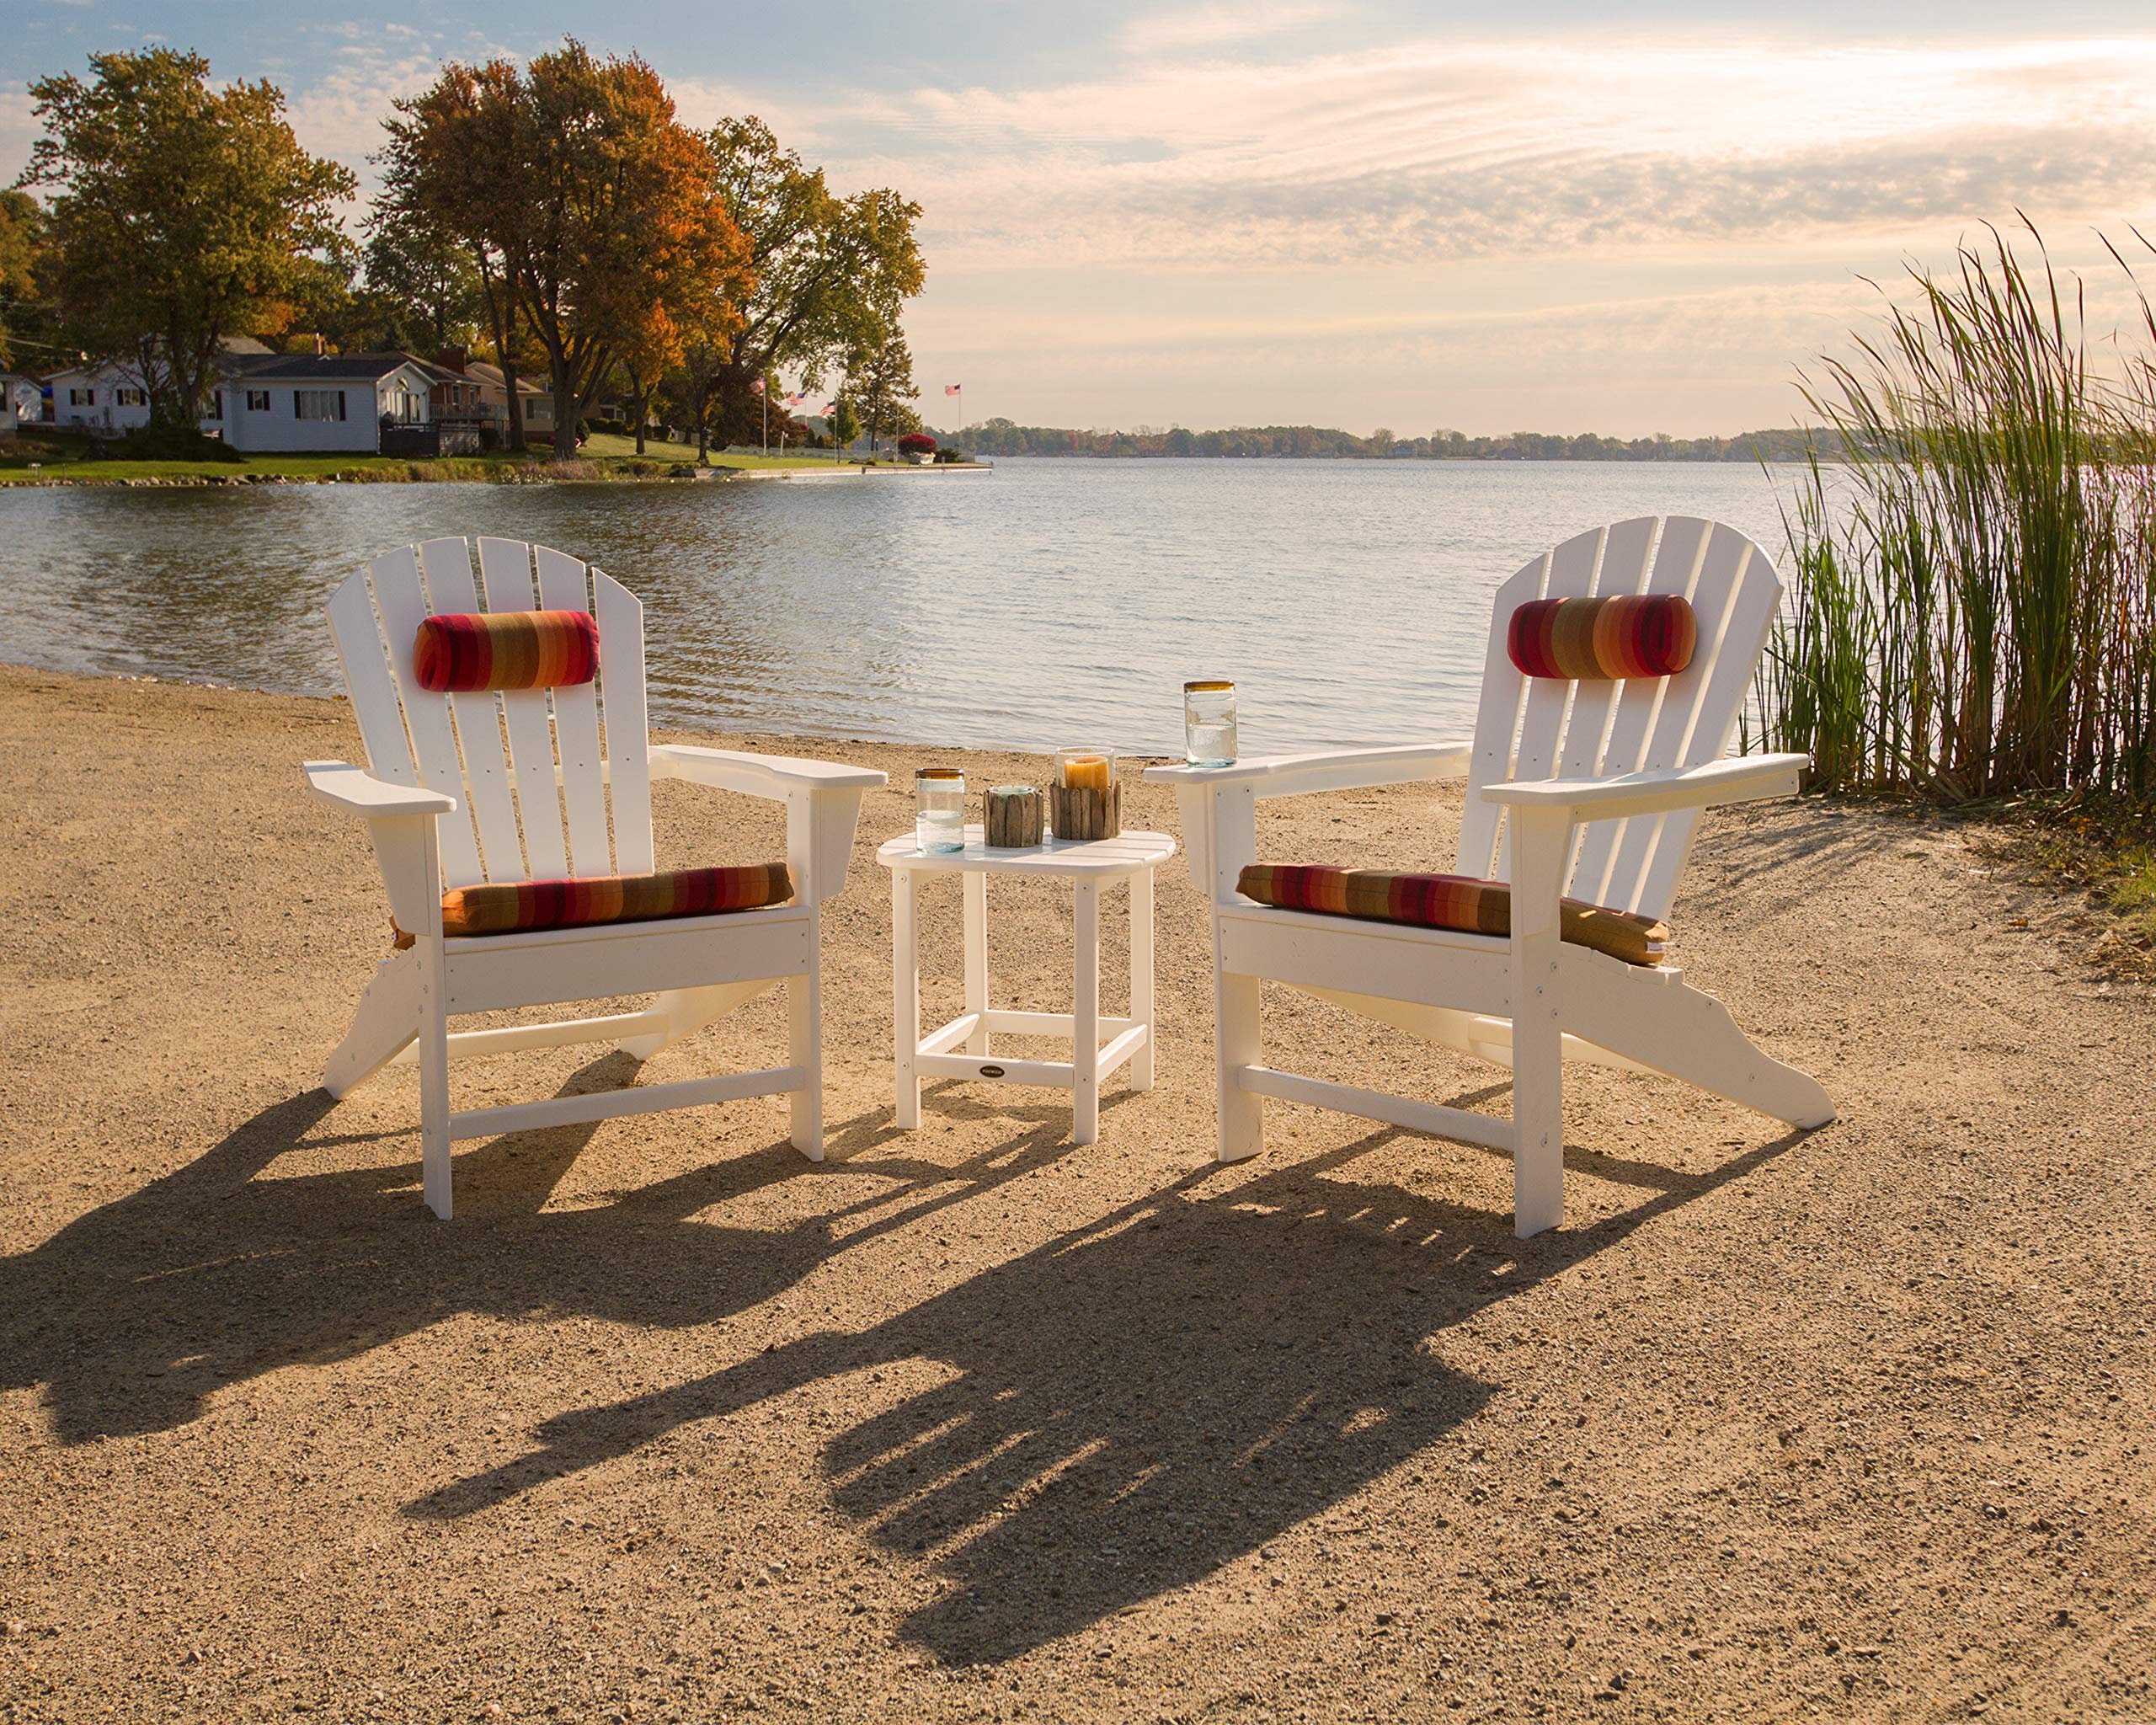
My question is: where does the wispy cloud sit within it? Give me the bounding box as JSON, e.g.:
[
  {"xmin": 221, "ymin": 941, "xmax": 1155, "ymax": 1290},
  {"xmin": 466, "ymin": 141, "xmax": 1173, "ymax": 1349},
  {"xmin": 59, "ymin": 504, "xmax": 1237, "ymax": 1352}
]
[{"xmin": 1118, "ymin": 3, "xmax": 1335, "ymax": 56}]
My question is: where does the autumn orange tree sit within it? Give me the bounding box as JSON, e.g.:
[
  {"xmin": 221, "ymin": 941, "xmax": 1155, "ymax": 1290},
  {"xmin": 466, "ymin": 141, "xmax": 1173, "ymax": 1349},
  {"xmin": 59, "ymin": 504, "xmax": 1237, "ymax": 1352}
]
[{"xmin": 381, "ymin": 43, "xmax": 748, "ymax": 458}]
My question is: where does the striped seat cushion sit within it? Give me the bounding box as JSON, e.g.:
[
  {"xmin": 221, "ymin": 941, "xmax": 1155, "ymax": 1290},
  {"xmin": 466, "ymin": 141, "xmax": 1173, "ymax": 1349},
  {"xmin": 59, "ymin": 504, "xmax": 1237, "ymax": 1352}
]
[
  {"xmin": 394, "ymin": 862, "xmax": 792, "ymax": 944},
  {"xmin": 414, "ymin": 609, "xmax": 600, "ymax": 692},
  {"xmin": 1235, "ymin": 864, "xmax": 1669, "ymax": 966},
  {"xmin": 1508, "ymin": 594, "xmax": 1696, "ymax": 680}
]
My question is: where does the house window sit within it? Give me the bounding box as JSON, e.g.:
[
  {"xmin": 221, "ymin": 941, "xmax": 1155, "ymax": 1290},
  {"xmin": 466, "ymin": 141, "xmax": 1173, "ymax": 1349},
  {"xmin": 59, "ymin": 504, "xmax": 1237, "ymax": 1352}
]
[
  {"xmin": 69, "ymin": 387, "xmax": 94, "ymax": 406},
  {"xmin": 295, "ymin": 389, "xmax": 347, "ymax": 422},
  {"xmin": 206, "ymin": 390, "xmax": 224, "ymax": 420},
  {"xmin": 116, "ymin": 387, "xmax": 147, "ymax": 408},
  {"xmin": 245, "ymin": 389, "xmax": 270, "ymax": 412}
]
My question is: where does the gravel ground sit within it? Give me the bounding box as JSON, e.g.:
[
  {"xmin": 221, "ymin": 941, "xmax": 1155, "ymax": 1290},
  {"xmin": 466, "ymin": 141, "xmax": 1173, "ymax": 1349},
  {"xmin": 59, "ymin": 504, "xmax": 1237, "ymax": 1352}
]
[{"xmin": 1, "ymin": 664, "xmax": 2151, "ymax": 1723}]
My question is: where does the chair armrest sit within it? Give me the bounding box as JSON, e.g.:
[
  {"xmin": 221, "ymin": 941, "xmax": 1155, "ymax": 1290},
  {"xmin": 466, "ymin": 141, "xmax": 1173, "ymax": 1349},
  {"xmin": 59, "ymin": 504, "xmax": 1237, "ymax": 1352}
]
[
  {"xmin": 1481, "ymin": 754, "xmax": 1808, "ymax": 819},
  {"xmin": 303, "ymin": 761, "xmax": 458, "ymax": 819},
  {"xmin": 1143, "ymin": 743, "xmax": 1470, "ymax": 801},
  {"xmin": 649, "ymin": 744, "xmax": 887, "ymax": 801}
]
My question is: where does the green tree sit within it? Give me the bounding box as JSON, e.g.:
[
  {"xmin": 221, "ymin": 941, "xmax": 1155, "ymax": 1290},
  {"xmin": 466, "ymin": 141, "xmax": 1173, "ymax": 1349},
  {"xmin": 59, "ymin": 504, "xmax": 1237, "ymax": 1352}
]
[
  {"xmin": 0, "ymin": 190, "xmax": 47, "ymax": 370},
  {"xmin": 707, "ymin": 117, "xmax": 926, "ymax": 420},
  {"xmin": 360, "ymin": 222, "xmax": 483, "ymax": 354},
  {"xmin": 846, "ymin": 323, "xmax": 919, "ymax": 455},
  {"xmin": 830, "ymin": 394, "xmax": 861, "ymax": 454},
  {"xmin": 22, "ymin": 49, "xmax": 354, "ymax": 428}
]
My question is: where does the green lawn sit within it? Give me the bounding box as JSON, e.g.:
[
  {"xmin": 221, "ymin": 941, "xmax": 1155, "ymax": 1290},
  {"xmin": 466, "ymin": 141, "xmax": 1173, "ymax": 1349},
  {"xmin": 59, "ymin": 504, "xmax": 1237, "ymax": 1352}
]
[
  {"xmin": 0, "ymin": 427, "xmax": 900, "ymax": 484},
  {"xmin": 578, "ymin": 430, "xmax": 877, "ymax": 470}
]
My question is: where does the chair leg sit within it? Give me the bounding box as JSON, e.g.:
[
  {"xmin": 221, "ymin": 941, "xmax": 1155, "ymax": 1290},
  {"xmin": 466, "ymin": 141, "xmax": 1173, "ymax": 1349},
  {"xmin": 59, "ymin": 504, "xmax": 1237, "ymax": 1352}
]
[
  {"xmin": 1509, "ymin": 807, "xmax": 1570, "ymax": 1237},
  {"xmin": 1216, "ymin": 963, "xmax": 1264, "ymax": 1163},
  {"xmin": 893, "ymin": 868, "xmax": 921, "ymax": 1130},
  {"xmin": 415, "ymin": 936, "xmax": 453, "ymax": 1221},
  {"xmin": 787, "ymin": 952, "xmax": 824, "ymax": 1163},
  {"xmin": 323, "ymin": 950, "xmax": 419, "ymax": 1098}
]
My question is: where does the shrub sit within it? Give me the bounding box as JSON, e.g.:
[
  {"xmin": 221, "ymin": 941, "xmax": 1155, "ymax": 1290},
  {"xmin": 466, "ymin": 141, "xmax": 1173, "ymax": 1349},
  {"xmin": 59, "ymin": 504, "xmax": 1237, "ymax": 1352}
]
[
  {"xmin": 933, "ymin": 446, "xmax": 968, "ymax": 463},
  {"xmin": 897, "ymin": 432, "xmax": 937, "ymax": 456},
  {"xmin": 108, "ymin": 424, "xmax": 247, "ymax": 462}
]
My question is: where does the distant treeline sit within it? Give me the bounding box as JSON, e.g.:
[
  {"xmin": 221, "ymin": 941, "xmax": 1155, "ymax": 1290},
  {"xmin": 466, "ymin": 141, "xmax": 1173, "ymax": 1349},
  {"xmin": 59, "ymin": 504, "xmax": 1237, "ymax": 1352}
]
[{"xmin": 944, "ymin": 420, "xmax": 1839, "ymax": 462}]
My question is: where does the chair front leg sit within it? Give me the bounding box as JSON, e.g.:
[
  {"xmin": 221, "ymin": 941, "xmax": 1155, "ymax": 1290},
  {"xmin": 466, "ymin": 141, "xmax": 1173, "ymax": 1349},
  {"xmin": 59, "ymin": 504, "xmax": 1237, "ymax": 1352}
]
[
  {"xmin": 1508, "ymin": 804, "xmax": 1572, "ymax": 1236},
  {"xmin": 1216, "ymin": 933, "xmax": 1264, "ymax": 1162},
  {"xmin": 410, "ymin": 817, "xmax": 453, "ymax": 1220}
]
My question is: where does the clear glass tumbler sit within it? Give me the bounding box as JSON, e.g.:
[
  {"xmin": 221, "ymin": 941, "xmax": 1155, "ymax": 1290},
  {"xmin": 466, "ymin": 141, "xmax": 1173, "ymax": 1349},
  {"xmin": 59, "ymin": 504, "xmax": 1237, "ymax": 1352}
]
[
  {"xmin": 1184, "ymin": 680, "xmax": 1238, "ymax": 766},
  {"xmin": 915, "ymin": 766, "xmax": 966, "ymax": 853}
]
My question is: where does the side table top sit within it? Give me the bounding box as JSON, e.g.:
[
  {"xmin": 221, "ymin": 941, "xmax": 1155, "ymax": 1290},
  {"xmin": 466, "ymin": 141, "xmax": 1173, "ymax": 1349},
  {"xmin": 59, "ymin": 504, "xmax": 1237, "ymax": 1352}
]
[{"xmin": 876, "ymin": 825, "xmax": 1176, "ymax": 877}]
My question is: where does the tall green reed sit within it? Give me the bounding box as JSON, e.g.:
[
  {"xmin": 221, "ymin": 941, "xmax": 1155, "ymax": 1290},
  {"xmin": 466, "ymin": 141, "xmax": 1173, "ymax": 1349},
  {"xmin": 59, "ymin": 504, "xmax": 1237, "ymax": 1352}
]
[{"xmin": 1759, "ymin": 223, "xmax": 2156, "ymax": 805}]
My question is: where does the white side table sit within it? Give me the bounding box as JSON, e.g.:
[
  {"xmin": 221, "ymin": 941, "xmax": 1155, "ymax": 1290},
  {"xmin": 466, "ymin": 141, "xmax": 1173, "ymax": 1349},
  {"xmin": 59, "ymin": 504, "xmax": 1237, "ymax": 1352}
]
[{"xmin": 875, "ymin": 825, "xmax": 1177, "ymax": 1143}]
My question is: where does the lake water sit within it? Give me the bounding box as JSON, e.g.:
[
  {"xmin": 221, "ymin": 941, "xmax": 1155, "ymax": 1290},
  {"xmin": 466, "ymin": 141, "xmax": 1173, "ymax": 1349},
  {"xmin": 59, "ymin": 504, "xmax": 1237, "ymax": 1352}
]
[{"xmin": 0, "ymin": 460, "xmax": 1803, "ymax": 753}]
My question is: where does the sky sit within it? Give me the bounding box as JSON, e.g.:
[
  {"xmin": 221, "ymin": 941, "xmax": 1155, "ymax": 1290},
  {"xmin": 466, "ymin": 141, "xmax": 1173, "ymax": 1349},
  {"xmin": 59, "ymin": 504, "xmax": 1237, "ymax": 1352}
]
[{"xmin": 8, "ymin": 2, "xmax": 2156, "ymax": 437}]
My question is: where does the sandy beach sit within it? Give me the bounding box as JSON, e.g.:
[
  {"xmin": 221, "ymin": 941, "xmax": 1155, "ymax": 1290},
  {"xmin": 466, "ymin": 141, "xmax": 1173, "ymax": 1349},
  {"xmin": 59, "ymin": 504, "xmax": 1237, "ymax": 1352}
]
[{"xmin": 2, "ymin": 661, "xmax": 2152, "ymax": 1722}]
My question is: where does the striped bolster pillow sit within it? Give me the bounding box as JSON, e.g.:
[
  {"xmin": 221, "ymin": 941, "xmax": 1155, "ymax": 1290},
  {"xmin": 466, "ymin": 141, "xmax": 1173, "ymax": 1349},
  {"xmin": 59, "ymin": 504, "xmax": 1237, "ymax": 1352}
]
[
  {"xmin": 393, "ymin": 862, "xmax": 792, "ymax": 945},
  {"xmin": 1508, "ymin": 594, "xmax": 1696, "ymax": 681},
  {"xmin": 1235, "ymin": 863, "xmax": 1670, "ymax": 966},
  {"xmin": 414, "ymin": 610, "xmax": 600, "ymax": 692}
]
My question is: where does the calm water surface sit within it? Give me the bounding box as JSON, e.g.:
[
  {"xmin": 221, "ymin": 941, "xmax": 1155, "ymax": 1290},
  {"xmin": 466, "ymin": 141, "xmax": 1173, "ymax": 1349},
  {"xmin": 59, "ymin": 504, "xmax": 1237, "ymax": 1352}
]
[{"xmin": 0, "ymin": 460, "xmax": 1802, "ymax": 752}]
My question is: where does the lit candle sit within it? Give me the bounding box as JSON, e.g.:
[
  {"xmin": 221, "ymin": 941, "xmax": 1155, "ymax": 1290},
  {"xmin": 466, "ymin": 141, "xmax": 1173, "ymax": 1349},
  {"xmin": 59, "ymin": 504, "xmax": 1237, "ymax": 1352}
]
[{"xmin": 1063, "ymin": 756, "xmax": 1110, "ymax": 793}]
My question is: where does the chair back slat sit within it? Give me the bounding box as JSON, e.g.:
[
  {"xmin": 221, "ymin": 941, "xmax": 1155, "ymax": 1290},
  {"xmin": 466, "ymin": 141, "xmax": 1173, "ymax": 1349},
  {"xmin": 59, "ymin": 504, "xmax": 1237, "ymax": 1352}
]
[
  {"xmin": 417, "ymin": 536, "xmax": 526, "ymax": 883},
  {"xmin": 363, "ymin": 545, "xmax": 486, "ymax": 885},
  {"xmin": 1489, "ymin": 525, "xmax": 1603, "ymax": 883},
  {"xmin": 1458, "ymin": 516, "xmax": 1783, "ymax": 926},
  {"xmin": 477, "ymin": 537, "xmax": 570, "ymax": 879},
  {"xmin": 593, "ymin": 571, "xmax": 655, "ymax": 876},
  {"xmin": 1622, "ymin": 525, "xmax": 1781, "ymax": 917},
  {"xmin": 1569, "ymin": 516, "xmax": 1711, "ymax": 904},
  {"xmin": 534, "ymin": 545, "xmax": 614, "ymax": 875},
  {"xmin": 324, "ymin": 538, "xmax": 656, "ymax": 895},
  {"xmin": 326, "ymin": 569, "xmax": 418, "ymax": 793},
  {"xmin": 1457, "ymin": 553, "xmax": 1545, "ymax": 880}
]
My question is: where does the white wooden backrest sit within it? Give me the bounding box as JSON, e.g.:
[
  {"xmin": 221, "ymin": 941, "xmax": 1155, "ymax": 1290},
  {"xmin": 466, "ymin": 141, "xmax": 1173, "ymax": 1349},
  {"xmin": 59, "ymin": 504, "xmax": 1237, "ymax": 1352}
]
[
  {"xmin": 326, "ymin": 537, "xmax": 654, "ymax": 889},
  {"xmin": 1456, "ymin": 516, "xmax": 1782, "ymax": 923}
]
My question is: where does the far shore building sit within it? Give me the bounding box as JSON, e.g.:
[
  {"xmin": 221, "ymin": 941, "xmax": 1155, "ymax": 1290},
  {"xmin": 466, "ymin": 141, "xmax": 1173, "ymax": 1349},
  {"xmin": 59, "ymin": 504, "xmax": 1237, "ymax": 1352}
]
[
  {"xmin": 429, "ymin": 348, "xmax": 557, "ymax": 445},
  {"xmin": 41, "ymin": 340, "xmax": 464, "ymax": 454},
  {"xmin": 0, "ymin": 372, "xmax": 44, "ymax": 435}
]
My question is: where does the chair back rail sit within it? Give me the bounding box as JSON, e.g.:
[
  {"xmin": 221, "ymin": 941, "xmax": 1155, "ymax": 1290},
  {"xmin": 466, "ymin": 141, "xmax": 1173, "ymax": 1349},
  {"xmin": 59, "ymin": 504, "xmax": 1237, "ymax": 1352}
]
[
  {"xmin": 326, "ymin": 537, "xmax": 653, "ymax": 889},
  {"xmin": 1458, "ymin": 515, "xmax": 1782, "ymax": 924}
]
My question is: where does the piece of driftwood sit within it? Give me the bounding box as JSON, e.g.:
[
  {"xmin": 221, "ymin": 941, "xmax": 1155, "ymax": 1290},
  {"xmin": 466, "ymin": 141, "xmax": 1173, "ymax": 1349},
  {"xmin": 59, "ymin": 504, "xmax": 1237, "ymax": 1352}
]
[
  {"xmin": 985, "ymin": 785, "xmax": 1044, "ymax": 847},
  {"xmin": 1048, "ymin": 780, "xmax": 1121, "ymax": 841}
]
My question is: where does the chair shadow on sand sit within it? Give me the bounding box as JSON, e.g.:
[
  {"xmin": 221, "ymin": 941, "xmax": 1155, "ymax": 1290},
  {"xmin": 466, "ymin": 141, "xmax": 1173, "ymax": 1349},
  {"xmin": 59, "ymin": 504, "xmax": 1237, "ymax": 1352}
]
[
  {"xmin": 2, "ymin": 1049, "xmax": 1806, "ymax": 1665},
  {"xmin": 393, "ymin": 1088, "xmax": 1809, "ymax": 1665}
]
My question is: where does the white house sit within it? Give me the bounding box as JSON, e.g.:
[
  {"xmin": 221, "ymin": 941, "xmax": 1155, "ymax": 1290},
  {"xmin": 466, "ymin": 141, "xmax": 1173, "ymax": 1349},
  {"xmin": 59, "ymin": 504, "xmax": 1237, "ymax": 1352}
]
[
  {"xmin": 46, "ymin": 336, "xmax": 274, "ymax": 435},
  {"xmin": 213, "ymin": 353, "xmax": 451, "ymax": 453},
  {"xmin": 44, "ymin": 344, "xmax": 456, "ymax": 453}
]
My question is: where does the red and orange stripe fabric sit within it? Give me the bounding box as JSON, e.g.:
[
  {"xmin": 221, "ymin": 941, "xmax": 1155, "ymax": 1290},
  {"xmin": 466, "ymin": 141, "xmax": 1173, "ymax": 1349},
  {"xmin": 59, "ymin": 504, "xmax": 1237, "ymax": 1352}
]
[
  {"xmin": 1506, "ymin": 594, "xmax": 1696, "ymax": 681},
  {"xmin": 1235, "ymin": 863, "xmax": 1668, "ymax": 966},
  {"xmin": 414, "ymin": 610, "xmax": 600, "ymax": 693},
  {"xmin": 394, "ymin": 862, "xmax": 792, "ymax": 945}
]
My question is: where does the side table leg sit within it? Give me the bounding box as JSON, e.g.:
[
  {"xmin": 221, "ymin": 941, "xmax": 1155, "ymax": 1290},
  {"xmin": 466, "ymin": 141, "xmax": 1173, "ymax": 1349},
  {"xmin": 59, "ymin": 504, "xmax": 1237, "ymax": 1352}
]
[
  {"xmin": 1129, "ymin": 867, "xmax": 1155, "ymax": 1090},
  {"xmin": 963, "ymin": 869, "xmax": 989, "ymax": 1055},
  {"xmin": 1073, "ymin": 879, "xmax": 1100, "ymax": 1145},
  {"xmin": 894, "ymin": 866, "xmax": 921, "ymax": 1129}
]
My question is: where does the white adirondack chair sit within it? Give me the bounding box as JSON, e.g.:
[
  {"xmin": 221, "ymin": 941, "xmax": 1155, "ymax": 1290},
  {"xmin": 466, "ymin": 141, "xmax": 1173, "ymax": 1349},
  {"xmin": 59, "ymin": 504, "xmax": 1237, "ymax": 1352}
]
[
  {"xmin": 1145, "ymin": 516, "xmax": 1833, "ymax": 1238},
  {"xmin": 303, "ymin": 536, "xmax": 885, "ymax": 1220}
]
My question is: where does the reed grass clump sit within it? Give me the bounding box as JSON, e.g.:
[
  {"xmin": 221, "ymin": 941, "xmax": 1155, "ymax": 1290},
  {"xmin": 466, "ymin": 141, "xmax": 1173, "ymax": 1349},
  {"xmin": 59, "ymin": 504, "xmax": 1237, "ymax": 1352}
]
[{"xmin": 1759, "ymin": 224, "xmax": 2156, "ymax": 804}]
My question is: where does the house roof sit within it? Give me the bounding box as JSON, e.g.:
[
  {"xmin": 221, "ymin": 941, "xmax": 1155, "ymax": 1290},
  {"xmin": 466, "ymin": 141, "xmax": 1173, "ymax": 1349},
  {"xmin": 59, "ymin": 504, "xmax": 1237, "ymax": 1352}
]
[
  {"xmin": 462, "ymin": 360, "xmax": 548, "ymax": 398},
  {"xmin": 232, "ymin": 352, "xmax": 454, "ymax": 384}
]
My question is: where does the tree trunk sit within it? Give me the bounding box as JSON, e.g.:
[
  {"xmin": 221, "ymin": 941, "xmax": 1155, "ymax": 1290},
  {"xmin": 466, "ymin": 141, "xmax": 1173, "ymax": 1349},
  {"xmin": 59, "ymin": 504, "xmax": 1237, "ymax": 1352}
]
[
  {"xmin": 552, "ymin": 354, "xmax": 578, "ymax": 459},
  {"xmin": 477, "ymin": 254, "xmax": 526, "ymax": 454},
  {"xmin": 632, "ymin": 386, "xmax": 648, "ymax": 455}
]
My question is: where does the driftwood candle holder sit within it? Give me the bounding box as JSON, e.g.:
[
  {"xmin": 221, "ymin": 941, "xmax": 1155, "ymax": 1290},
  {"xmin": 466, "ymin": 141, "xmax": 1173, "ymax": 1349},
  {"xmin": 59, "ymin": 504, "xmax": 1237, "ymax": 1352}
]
[
  {"xmin": 985, "ymin": 785, "xmax": 1044, "ymax": 847},
  {"xmin": 1047, "ymin": 780, "xmax": 1121, "ymax": 841}
]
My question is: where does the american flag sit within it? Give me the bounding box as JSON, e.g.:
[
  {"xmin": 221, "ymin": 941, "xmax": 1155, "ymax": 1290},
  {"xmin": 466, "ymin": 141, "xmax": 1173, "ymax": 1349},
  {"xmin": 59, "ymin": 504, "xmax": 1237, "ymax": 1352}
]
[
  {"xmin": 944, "ymin": 383, "xmax": 963, "ymax": 396},
  {"xmin": 783, "ymin": 392, "xmax": 808, "ymax": 408},
  {"xmin": 819, "ymin": 402, "xmax": 836, "ymax": 416},
  {"xmin": 750, "ymin": 378, "xmax": 766, "ymax": 395}
]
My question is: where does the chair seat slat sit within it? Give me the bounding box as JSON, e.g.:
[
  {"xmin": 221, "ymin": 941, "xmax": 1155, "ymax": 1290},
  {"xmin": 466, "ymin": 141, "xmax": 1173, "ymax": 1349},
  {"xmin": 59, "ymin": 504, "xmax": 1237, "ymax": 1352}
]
[{"xmin": 368, "ymin": 546, "xmax": 484, "ymax": 886}]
